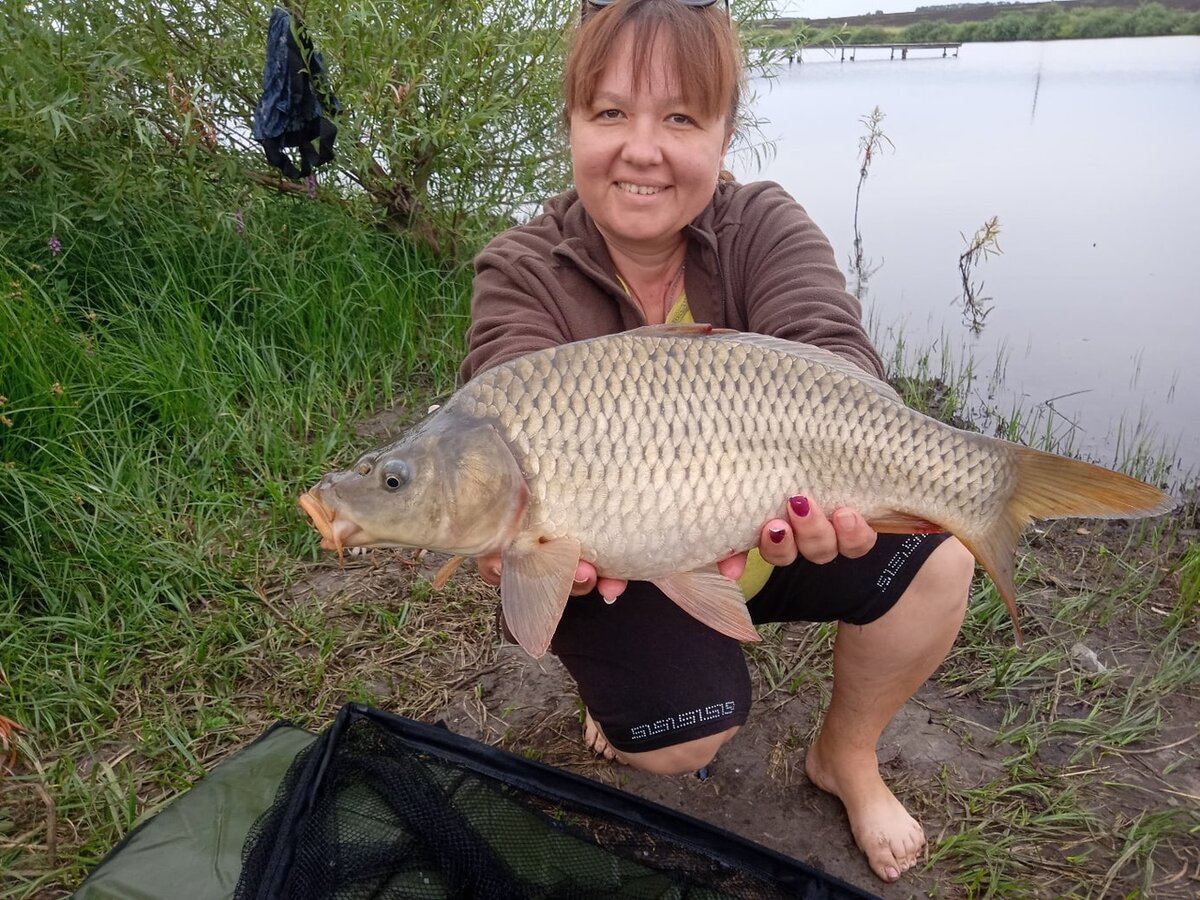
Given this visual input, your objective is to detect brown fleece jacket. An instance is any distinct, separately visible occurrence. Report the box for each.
[460,179,883,384]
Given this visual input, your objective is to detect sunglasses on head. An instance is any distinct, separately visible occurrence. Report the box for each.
[583,0,730,18]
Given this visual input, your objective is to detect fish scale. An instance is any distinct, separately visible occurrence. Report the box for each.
[448,331,954,576]
[299,324,1174,657]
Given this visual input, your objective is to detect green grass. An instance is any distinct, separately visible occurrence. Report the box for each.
[0,178,472,887]
[913,515,1200,896]
[839,317,1196,891]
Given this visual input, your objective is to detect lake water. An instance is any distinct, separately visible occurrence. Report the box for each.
[731,36,1200,488]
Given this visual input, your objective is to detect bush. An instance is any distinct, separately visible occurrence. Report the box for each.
[1131,2,1175,36]
[849,25,893,44]
[4,1,576,256]
[1074,8,1135,38]
[1175,11,1200,35]
[903,20,955,42]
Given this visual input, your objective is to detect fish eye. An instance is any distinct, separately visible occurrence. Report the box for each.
[382,459,411,491]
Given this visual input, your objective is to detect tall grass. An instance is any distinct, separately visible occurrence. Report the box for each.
[0,179,470,799]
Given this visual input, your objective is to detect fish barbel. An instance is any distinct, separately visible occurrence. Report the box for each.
[298,324,1175,657]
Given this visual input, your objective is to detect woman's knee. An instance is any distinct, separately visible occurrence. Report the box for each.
[616,725,740,775]
[918,537,974,615]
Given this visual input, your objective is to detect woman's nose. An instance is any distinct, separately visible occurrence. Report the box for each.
[620,120,664,166]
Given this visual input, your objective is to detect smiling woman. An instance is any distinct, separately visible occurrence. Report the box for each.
[455,0,979,885]
[563,0,743,317]
[568,32,732,313]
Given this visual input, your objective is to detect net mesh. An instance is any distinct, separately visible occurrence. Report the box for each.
[234,706,872,900]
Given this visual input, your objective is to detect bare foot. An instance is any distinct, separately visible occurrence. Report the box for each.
[804,736,925,883]
[582,709,624,763]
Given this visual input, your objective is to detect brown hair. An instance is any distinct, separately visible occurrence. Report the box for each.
[563,0,744,131]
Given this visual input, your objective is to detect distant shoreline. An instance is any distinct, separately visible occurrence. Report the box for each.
[772,0,1200,28]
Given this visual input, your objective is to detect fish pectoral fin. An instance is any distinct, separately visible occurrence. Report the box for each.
[653,569,760,643]
[866,510,945,534]
[430,555,466,589]
[500,537,581,659]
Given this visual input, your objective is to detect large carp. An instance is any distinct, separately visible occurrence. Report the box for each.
[299,324,1174,657]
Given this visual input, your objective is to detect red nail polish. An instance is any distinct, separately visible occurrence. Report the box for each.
[769,527,786,544]
[789,496,810,517]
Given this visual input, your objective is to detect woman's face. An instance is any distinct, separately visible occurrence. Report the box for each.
[568,31,732,258]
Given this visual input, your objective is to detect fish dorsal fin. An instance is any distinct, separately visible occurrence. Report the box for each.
[709,332,904,403]
[627,325,902,404]
[625,323,737,337]
[500,536,581,658]
[652,568,760,643]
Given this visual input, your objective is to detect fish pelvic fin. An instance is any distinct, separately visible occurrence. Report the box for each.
[961,446,1176,649]
[866,511,944,533]
[500,536,581,658]
[958,519,1026,649]
[653,569,760,643]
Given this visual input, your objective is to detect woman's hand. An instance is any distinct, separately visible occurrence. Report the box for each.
[710,496,876,579]
[475,554,629,603]
[757,495,877,566]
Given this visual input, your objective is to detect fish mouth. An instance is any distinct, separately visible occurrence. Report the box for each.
[297,489,363,557]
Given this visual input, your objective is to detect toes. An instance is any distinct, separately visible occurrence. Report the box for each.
[864,832,903,882]
[894,821,925,871]
[855,803,926,883]
[582,710,617,761]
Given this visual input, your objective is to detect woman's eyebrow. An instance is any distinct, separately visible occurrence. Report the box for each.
[591,91,628,105]
[592,90,688,106]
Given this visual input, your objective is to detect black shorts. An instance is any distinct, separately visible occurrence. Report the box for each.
[549,532,952,753]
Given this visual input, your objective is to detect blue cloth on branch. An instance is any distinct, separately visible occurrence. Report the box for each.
[252,7,342,180]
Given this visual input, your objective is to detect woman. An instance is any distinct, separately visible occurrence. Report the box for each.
[462,0,974,884]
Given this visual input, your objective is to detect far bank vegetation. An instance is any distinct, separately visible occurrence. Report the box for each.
[757,2,1200,47]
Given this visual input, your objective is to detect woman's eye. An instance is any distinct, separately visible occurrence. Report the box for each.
[382,459,411,490]
[668,113,694,126]
[598,108,623,120]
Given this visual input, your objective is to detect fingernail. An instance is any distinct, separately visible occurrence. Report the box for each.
[602,593,617,605]
[789,495,810,517]
[834,508,856,528]
[768,527,786,544]
[886,866,899,881]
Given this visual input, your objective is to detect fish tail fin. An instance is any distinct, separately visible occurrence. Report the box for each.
[1009,445,1175,522]
[960,446,1175,648]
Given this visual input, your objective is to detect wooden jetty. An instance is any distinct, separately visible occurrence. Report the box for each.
[794,42,961,63]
